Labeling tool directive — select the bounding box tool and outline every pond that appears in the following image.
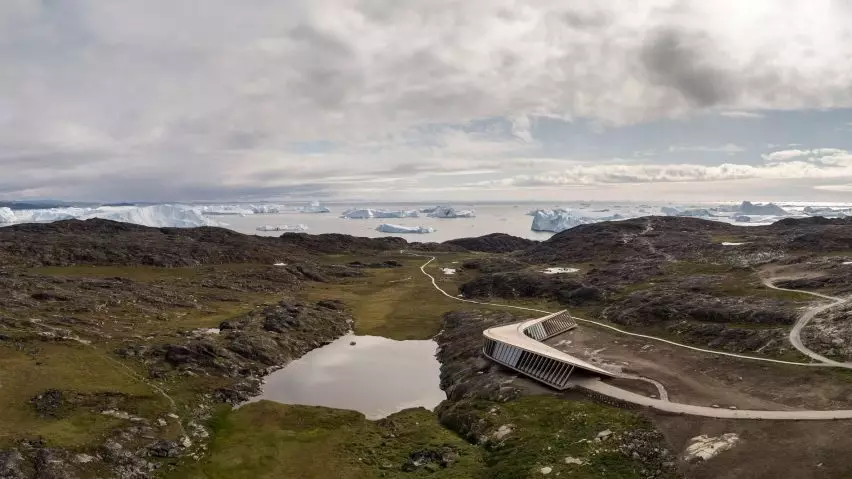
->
[248,334,445,419]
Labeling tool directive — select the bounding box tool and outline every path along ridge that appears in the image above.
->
[407,252,852,420]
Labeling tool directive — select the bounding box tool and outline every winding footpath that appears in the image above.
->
[762,278,852,369]
[407,252,852,420]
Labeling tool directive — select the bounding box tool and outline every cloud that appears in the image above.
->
[474,152,852,188]
[4,0,852,200]
[668,143,745,154]
[763,149,812,162]
[720,111,765,119]
[762,148,852,165]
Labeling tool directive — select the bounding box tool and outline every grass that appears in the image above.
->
[303,253,534,340]
[170,396,668,479]
[169,402,485,479]
[466,396,671,479]
[1,263,297,451]
[0,342,171,448]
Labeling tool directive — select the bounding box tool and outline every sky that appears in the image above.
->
[4,0,852,203]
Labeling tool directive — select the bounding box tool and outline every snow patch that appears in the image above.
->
[721,242,745,246]
[541,267,579,274]
[376,223,435,234]
[441,268,456,275]
[683,433,740,462]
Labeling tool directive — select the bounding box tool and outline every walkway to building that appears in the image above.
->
[483,310,615,389]
[405,252,852,421]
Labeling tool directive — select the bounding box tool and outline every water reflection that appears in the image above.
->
[249,334,445,419]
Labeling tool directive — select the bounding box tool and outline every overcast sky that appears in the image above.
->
[4,0,852,202]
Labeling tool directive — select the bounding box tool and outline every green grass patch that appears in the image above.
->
[304,255,527,340]
[169,402,484,479]
[0,342,170,448]
[444,396,673,479]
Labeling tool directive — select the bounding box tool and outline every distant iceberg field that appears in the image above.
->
[421,206,476,218]
[376,224,435,234]
[256,224,309,232]
[0,205,221,228]
[341,208,419,219]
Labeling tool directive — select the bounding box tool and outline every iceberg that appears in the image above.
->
[80,205,223,228]
[661,206,714,217]
[738,201,788,215]
[299,201,331,213]
[530,209,588,233]
[8,207,93,224]
[803,206,848,217]
[341,208,419,219]
[196,205,255,216]
[424,206,476,218]
[375,223,435,234]
[256,224,309,232]
[250,204,281,214]
[0,207,15,224]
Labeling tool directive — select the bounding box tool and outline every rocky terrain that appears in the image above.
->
[435,310,679,478]
[450,216,852,356]
[3,215,852,477]
[444,233,538,253]
[0,219,445,267]
[0,219,470,478]
[802,302,852,361]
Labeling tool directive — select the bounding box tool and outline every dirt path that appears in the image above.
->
[762,279,852,369]
[407,252,821,367]
[408,252,852,420]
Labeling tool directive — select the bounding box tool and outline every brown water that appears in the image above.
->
[248,334,445,419]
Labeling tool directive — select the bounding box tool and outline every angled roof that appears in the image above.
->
[483,311,616,378]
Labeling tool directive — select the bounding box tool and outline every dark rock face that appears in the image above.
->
[150,300,352,405]
[666,321,789,354]
[461,257,527,274]
[459,272,603,306]
[604,290,796,327]
[277,233,408,254]
[401,447,460,472]
[29,389,65,418]
[147,441,180,458]
[347,260,403,268]
[0,449,25,479]
[435,310,527,403]
[0,219,425,267]
[33,449,74,479]
[444,233,537,253]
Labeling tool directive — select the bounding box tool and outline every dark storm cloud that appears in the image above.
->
[640,28,734,107]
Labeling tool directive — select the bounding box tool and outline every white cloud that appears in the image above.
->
[719,111,765,119]
[475,154,852,188]
[4,0,852,200]
[668,143,745,154]
[763,149,812,162]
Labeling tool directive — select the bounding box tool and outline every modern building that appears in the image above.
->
[482,310,615,389]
